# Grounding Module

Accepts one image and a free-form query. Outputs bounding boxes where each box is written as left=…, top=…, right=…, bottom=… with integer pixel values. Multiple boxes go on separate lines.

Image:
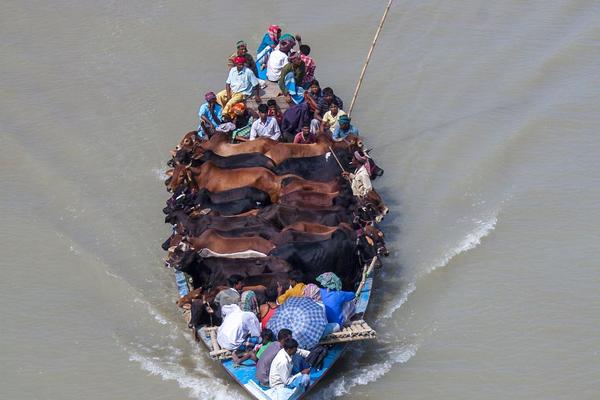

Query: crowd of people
left=196, top=24, right=360, bottom=145
left=214, top=270, right=357, bottom=394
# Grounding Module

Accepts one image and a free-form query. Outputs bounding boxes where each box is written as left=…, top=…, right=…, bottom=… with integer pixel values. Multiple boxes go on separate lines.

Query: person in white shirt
left=246, top=104, right=281, bottom=141
left=269, top=338, right=311, bottom=392
left=216, top=304, right=261, bottom=351
left=266, top=48, right=289, bottom=82
left=342, top=155, right=373, bottom=198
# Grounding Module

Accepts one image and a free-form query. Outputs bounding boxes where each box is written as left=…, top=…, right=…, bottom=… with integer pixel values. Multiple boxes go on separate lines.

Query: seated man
left=281, top=92, right=319, bottom=142
left=216, top=303, right=261, bottom=351
left=256, top=329, right=310, bottom=386
left=278, top=52, right=305, bottom=104
left=307, top=79, right=322, bottom=102
left=321, top=102, right=347, bottom=134
left=246, top=103, right=281, bottom=141
left=293, top=122, right=317, bottom=144
left=269, top=338, right=311, bottom=393
left=214, top=274, right=244, bottom=308
left=267, top=99, right=283, bottom=127
left=217, top=56, right=261, bottom=115
left=266, top=47, right=289, bottom=82
left=197, top=91, right=222, bottom=138
left=332, top=115, right=359, bottom=141
left=227, top=40, right=258, bottom=78
left=317, top=87, right=344, bottom=117
left=277, top=271, right=306, bottom=305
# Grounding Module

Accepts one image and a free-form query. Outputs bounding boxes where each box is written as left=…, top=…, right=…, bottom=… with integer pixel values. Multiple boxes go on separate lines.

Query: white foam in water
left=380, top=212, right=499, bottom=321
left=153, top=167, right=169, bottom=181
left=314, top=343, right=420, bottom=399
left=316, top=212, right=499, bottom=396
left=129, top=352, right=244, bottom=400
left=134, top=298, right=169, bottom=325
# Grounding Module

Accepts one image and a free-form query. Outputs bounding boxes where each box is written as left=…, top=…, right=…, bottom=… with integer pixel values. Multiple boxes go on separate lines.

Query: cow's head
left=361, top=189, right=389, bottom=223
left=363, top=223, right=389, bottom=257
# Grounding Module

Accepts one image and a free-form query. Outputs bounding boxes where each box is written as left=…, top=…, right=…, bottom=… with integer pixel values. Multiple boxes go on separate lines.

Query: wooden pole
left=328, top=145, right=347, bottom=173
left=348, top=0, right=394, bottom=117
left=355, top=256, right=379, bottom=297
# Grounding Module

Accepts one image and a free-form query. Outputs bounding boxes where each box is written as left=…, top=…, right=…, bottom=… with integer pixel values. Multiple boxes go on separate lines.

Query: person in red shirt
left=293, top=122, right=317, bottom=144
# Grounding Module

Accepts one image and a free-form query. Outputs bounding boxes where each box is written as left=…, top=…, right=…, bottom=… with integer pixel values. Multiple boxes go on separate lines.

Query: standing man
left=247, top=104, right=281, bottom=141
left=197, top=91, right=222, bottom=138
left=217, top=57, right=261, bottom=115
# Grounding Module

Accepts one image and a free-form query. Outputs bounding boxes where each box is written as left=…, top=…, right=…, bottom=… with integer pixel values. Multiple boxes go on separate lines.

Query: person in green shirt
left=232, top=329, right=275, bottom=367
left=278, top=51, right=305, bottom=101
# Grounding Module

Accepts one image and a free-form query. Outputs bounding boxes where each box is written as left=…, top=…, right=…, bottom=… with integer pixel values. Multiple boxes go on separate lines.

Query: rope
left=348, top=0, right=395, bottom=117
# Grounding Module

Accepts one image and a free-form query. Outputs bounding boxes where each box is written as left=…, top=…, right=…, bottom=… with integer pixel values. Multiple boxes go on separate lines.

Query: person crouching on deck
left=197, top=91, right=222, bottom=139
left=316, top=272, right=357, bottom=329
left=278, top=51, right=306, bottom=104
left=216, top=303, right=261, bottom=351
left=217, top=56, right=261, bottom=115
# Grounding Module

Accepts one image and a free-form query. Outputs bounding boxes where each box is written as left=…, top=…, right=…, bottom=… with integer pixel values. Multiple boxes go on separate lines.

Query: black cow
left=164, top=187, right=271, bottom=217
left=258, top=204, right=353, bottom=229
left=191, top=150, right=277, bottom=170
left=270, top=230, right=363, bottom=290
left=274, top=150, right=352, bottom=182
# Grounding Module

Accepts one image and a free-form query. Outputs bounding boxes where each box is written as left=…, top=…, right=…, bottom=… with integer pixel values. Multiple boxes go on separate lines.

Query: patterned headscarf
left=268, top=25, right=281, bottom=42
left=279, top=33, right=296, bottom=53
left=240, top=290, right=259, bottom=316
left=302, top=284, right=322, bottom=302
left=316, top=272, right=342, bottom=291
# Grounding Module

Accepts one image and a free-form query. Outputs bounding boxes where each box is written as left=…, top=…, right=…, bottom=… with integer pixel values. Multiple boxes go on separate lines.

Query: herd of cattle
left=162, top=131, right=390, bottom=325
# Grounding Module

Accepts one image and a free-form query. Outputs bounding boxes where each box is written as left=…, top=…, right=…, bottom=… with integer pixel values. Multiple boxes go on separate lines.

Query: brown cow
left=279, top=190, right=341, bottom=208
left=263, top=134, right=362, bottom=165
left=194, top=132, right=278, bottom=158
left=182, top=229, right=276, bottom=255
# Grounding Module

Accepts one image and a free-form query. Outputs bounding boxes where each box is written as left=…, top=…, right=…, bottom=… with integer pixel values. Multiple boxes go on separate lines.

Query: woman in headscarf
left=316, top=272, right=357, bottom=326
left=240, top=290, right=259, bottom=317
left=256, top=25, right=281, bottom=80
left=303, top=283, right=341, bottom=337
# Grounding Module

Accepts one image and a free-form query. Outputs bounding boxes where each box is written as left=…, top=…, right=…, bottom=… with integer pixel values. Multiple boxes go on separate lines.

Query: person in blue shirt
left=316, top=272, right=356, bottom=326
left=332, top=115, right=359, bottom=141
left=197, top=91, right=222, bottom=138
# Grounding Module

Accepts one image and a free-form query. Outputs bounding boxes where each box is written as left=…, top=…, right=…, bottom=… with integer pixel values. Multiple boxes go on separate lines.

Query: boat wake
left=380, top=211, right=499, bottom=321
left=318, top=210, right=500, bottom=397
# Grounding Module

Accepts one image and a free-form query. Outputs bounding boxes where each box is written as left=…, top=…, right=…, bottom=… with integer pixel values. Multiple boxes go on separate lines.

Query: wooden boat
left=173, top=257, right=378, bottom=399
left=163, top=27, right=390, bottom=398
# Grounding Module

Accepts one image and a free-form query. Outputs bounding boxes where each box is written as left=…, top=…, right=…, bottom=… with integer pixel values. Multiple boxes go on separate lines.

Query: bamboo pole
left=328, top=145, right=347, bottom=173
left=348, top=0, right=394, bottom=117
left=355, top=256, right=379, bottom=297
